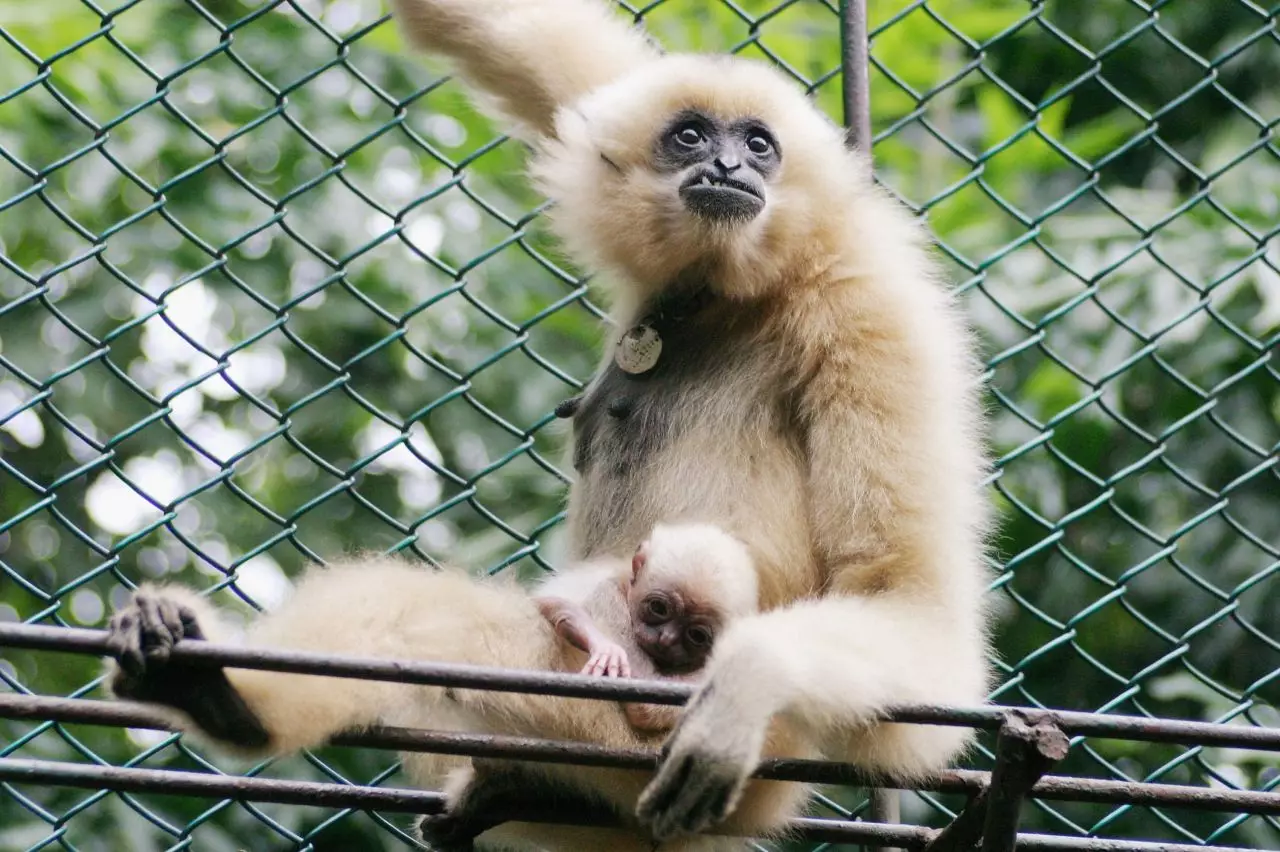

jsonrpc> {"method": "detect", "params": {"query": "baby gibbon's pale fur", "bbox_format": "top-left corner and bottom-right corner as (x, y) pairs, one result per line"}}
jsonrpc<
(105, 0), (992, 848)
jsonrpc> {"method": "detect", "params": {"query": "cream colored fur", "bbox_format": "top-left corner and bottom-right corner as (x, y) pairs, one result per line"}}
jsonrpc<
(105, 0), (992, 848)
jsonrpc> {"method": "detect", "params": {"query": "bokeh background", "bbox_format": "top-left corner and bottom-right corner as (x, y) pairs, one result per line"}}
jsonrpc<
(1, 0), (1277, 849)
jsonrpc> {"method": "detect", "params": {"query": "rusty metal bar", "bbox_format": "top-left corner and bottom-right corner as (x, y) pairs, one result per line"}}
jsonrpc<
(871, 786), (904, 852)
(3, 694), (1280, 818)
(840, 0), (872, 155)
(0, 756), (1264, 852)
(925, 713), (1070, 852)
(980, 712), (1071, 852)
(4, 622), (1280, 752)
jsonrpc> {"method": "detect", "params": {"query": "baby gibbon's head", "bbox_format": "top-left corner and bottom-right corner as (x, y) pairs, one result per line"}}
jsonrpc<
(531, 55), (869, 303)
(625, 522), (759, 673)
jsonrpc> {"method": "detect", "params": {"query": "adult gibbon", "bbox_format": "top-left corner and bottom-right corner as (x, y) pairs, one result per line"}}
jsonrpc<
(104, 0), (993, 848)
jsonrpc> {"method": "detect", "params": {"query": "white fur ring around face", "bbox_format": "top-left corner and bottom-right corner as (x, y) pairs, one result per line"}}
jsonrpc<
(615, 324), (662, 374)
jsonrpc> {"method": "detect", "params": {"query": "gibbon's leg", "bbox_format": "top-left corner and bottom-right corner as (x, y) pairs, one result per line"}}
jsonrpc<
(106, 558), (646, 756)
(637, 593), (985, 840)
(107, 562), (802, 850)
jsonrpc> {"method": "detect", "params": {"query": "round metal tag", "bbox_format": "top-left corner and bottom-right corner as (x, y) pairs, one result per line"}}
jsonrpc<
(614, 324), (662, 375)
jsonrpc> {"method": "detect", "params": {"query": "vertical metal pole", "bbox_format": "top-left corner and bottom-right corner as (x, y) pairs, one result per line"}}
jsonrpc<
(869, 787), (902, 852)
(840, 0), (872, 157)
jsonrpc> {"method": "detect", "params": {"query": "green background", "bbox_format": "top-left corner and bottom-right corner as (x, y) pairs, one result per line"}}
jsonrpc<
(0, 0), (1277, 849)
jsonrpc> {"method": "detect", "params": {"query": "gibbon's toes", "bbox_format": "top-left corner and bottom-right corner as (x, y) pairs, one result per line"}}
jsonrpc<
(636, 750), (695, 839)
(114, 592), (199, 670)
(108, 592), (207, 688)
(412, 813), (478, 851)
(137, 593), (184, 662)
(107, 609), (147, 678)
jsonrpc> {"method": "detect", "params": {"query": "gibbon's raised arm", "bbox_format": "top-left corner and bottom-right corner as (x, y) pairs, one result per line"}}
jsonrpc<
(389, 0), (660, 139)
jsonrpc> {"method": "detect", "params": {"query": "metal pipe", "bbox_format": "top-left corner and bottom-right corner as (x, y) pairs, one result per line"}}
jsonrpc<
(0, 757), (1263, 852)
(979, 713), (1071, 852)
(871, 786), (903, 852)
(3, 694), (1279, 817)
(4, 622), (1280, 752)
(840, 0), (872, 155)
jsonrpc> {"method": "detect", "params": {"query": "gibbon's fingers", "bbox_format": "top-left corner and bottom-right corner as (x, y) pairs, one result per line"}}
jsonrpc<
(635, 676), (768, 839)
(389, 0), (659, 139)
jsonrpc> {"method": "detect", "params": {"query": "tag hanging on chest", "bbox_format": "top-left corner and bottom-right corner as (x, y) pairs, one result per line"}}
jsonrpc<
(614, 323), (662, 375)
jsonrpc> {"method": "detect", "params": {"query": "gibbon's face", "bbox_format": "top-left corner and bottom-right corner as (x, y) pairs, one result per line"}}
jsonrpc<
(654, 109), (781, 225)
(628, 579), (722, 675)
(535, 56), (859, 294)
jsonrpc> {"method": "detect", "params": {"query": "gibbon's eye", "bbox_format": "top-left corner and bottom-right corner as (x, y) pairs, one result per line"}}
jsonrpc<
(645, 597), (671, 621)
(746, 134), (772, 156)
(685, 625), (713, 648)
(674, 125), (705, 147)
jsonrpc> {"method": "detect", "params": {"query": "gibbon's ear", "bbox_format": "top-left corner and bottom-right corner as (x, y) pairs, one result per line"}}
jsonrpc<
(631, 540), (650, 583)
(390, 0), (661, 140)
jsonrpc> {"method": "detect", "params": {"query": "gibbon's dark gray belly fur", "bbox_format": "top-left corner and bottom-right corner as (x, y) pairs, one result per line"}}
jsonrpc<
(560, 286), (783, 553)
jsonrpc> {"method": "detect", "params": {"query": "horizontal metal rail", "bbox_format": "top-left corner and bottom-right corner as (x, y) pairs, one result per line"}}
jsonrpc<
(0, 756), (1264, 852)
(3, 622), (1280, 751)
(2, 694), (1279, 818)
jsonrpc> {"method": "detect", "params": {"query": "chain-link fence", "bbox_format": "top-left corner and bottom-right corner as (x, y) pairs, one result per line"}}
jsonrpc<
(1, 0), (1277, 850)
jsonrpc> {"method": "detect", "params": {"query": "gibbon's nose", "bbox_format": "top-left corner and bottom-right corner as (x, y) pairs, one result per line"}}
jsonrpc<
(714, 148), (742, 174)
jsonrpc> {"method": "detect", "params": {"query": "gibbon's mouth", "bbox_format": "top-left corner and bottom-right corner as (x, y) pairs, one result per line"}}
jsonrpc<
(679, 171), (766, 223)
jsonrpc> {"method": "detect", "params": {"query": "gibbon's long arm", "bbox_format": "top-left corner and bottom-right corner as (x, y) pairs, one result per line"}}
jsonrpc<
(389, 0), (660, 138)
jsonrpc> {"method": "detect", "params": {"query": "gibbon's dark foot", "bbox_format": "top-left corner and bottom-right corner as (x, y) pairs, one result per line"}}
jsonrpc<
(412, 812), (482, 851)
(107, 591), (271, 748)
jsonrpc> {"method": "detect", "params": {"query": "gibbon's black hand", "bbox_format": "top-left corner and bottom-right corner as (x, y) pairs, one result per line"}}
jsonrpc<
(635, 679), (770, 839)
(108, 591), (270, 748)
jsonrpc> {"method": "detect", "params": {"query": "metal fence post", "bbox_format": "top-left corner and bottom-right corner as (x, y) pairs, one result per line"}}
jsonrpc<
(840, 0), (871, 157)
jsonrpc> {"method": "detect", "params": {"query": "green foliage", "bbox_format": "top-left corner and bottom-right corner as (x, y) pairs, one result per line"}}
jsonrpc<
(1, 1), (1277, 850)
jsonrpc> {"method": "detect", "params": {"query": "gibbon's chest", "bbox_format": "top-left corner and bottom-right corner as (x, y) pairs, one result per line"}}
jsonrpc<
(563, 297), (779, 477)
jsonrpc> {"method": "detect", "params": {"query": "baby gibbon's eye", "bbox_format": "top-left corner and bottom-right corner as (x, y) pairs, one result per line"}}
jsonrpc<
(645, 597), (671, 620)
(674, 125), (705, 147)
(685, 625), (713, 648)
(746, 134), (772, 155)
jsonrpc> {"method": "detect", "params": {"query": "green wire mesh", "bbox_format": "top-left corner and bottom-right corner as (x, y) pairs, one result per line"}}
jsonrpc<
(1, 0), (1278, 849)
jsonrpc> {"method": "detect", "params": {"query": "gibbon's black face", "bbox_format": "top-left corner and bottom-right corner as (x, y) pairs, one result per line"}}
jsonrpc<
(654, 109), (781, 224)
(631, 587), (720, 674)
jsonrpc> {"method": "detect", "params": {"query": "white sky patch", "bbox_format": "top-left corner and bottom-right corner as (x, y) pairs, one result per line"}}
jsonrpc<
(376, 166), (420, 204)
(86, 471), (161, 536)
(223, 344), (287, 397)
(132, 279), (234, 402)
(70, 588), (105, 625)
(365, 211), (395, 240)
(121, 452), (187, 505)
(446, 200), (481, 233)
(0, 382), (44, 448)
(126, 728), (170, 748)
(424, 114), (467, 148)
(184, 415), (253, 465)
(406, 215), (445, 257)
(234, 553), (292, 611)
(356, 420), (445, 509)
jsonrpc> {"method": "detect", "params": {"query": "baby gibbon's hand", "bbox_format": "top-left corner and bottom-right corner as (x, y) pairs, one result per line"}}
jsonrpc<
(636, 660), (771, 839)
(581, 642), (631, 678)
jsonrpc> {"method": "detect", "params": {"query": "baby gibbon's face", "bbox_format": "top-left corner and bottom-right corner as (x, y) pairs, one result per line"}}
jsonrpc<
(652, 109), (782, 225)
(628, 571), (722, 675)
